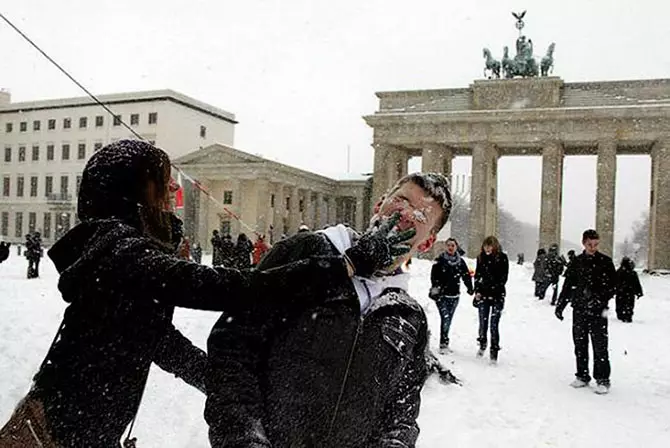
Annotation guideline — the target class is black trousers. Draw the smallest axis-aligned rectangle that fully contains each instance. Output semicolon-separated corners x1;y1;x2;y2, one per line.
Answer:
27;258;40;278
572;309;611;384
478;300;503;351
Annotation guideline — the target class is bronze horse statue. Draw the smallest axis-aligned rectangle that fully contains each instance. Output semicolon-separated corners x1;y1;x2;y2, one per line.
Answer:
482;48;501;79
541;42;556;76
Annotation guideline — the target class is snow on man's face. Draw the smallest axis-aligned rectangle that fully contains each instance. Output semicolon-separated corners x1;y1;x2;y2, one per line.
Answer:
373;182;441;256
583;238;599;256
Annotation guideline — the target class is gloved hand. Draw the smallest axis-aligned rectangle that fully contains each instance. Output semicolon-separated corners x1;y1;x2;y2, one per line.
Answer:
555;308;564;321
472;293;481;308
168;212;184;252
344;212;415;278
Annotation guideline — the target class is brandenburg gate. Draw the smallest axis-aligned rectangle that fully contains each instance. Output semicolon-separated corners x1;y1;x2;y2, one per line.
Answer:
364;12;670;270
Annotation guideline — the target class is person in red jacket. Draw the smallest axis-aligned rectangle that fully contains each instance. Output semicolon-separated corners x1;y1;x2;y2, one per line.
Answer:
252;234;271;266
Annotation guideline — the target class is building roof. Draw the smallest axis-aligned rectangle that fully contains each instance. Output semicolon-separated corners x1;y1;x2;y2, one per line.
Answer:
174;144;369;186
0;89;238;124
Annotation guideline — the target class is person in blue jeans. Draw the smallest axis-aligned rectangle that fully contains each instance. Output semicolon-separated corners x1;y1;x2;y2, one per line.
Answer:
473;235;509;364
430;238;474;353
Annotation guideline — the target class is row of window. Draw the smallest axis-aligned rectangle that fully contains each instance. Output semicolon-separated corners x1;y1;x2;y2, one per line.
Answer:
0;211;72;239
3;112;158;134
2;174;81;199
3;142;105;163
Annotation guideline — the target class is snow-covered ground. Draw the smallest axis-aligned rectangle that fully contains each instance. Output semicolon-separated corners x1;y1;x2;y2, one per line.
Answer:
1;253;670;447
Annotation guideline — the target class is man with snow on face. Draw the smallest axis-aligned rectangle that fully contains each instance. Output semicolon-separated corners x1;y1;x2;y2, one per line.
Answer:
205;172;452;448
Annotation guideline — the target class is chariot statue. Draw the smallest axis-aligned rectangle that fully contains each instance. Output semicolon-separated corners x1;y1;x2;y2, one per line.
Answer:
482;11;556;79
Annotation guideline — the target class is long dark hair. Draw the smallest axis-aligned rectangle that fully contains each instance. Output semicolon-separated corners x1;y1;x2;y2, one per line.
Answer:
481;235;501;255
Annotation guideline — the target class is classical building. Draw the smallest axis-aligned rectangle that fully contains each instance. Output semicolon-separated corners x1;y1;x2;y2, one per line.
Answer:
365;77;670;270
0;89;237;244
173;144;370;250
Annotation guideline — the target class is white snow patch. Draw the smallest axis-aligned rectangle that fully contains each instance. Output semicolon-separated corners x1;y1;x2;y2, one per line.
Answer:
1;255;669;447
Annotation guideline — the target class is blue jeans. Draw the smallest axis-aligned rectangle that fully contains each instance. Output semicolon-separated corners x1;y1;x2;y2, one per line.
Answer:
435;296;460;345
478;300;503;351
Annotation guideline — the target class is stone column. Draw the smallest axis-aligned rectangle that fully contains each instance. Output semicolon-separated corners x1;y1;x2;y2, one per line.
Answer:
315;192;326;229
468;142;499;257
255;180;271;236
387;147;408;189
648;140;670;271
596;140;617;257
272;183;284;242
197;180;211;251
372;144;391;205
304;190;316;230
327;197;337;225
539;142;564;249
422;144;454;178
287;185;300;234
230;179;242;236
355;194;365;232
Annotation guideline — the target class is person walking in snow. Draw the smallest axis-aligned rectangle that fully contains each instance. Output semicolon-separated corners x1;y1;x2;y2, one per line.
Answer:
430;237;474;353
473;235;509;363
532;248;548;299
191;241;203;264
205;172;452;448
615;257;643;322
25;231;43;279
546;244;566;305
210;230;223;266
251;234;270;266
0;140;373;448
220;233;235;267
564;249;576;276
233;233;253;269
555;229;616;394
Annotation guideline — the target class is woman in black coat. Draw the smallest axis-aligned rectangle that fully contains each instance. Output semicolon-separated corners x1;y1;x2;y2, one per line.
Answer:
234;233;253;269
429;238;473;352
473;235;509;363
615;257;644;322
532;248;548;299
0;140;405;448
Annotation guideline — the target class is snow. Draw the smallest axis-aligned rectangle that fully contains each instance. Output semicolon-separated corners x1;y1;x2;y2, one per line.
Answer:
1;254;670;447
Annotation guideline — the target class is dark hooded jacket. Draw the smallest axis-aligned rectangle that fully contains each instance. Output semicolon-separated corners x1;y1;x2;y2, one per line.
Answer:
27;140;351;447
430;251;473;298
556;250;617;316
474;251;509;302
616;258;643;299
205;232;428;448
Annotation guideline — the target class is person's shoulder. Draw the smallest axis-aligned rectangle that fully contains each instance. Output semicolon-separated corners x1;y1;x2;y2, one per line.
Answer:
595;251;613;264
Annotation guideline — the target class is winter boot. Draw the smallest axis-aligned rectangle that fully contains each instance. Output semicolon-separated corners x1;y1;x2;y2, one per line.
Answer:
570;378;590;388
476;342;486;358
489;350;498;365
594;382;610;395
439;340;452;355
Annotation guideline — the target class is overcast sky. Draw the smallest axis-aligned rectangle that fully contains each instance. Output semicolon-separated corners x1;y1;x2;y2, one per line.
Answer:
2;0;668;243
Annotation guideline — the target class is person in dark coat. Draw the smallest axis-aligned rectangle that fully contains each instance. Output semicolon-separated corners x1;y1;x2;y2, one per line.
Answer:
25;231;43;279
0;241;10;264
220;234;235;267
546;244;566;305
532;248;548;299
210;230;223;266
564;249;576;276
429;237;474;352
615;257;643;322
555;229;617;395
0;140;370;448
234;233;253;269
191;241;203;264
473;235;509;363
205;172;452;448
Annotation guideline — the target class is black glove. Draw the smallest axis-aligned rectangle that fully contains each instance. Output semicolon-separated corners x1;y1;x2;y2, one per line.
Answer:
344;212;415;277
168;212;184;252
555;308;564;321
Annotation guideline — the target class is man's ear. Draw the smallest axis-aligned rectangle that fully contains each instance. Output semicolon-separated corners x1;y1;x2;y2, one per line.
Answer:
417;234;437;253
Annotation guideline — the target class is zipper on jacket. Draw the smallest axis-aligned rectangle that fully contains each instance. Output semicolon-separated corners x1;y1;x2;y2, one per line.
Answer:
326;315;363;439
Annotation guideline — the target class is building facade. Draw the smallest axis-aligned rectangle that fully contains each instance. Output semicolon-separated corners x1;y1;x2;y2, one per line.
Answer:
0;89;237;244
174;144;370;250
365;77;670;270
